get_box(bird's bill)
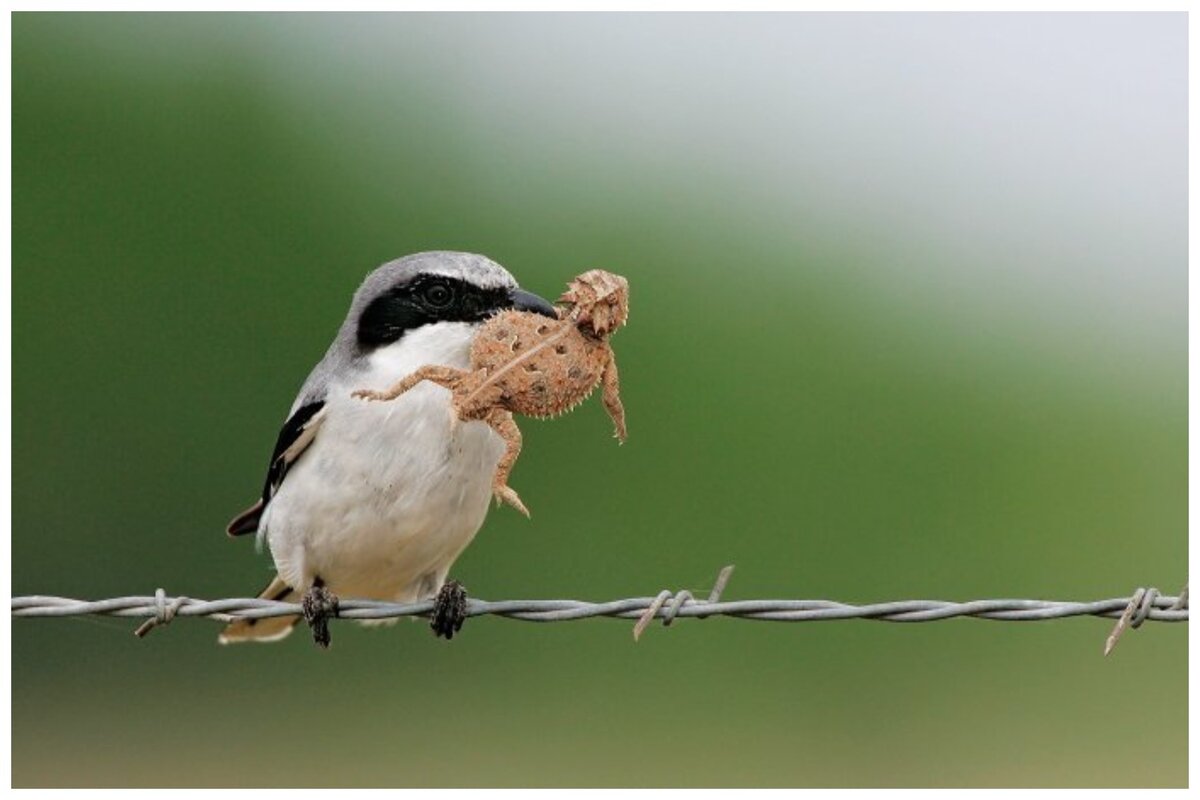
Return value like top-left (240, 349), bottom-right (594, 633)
top-left (509, 288), bottom-right (557, 319)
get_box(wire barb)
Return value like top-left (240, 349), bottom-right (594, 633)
top-left (1104, 584), bottom-right (1186, 656)
top-left (133, 588), bottom-right (188, 638)
top-left (633, 564), bottom-right (736, 640)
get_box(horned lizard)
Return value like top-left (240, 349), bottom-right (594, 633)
top-left (353, 269), bottom-right (629, 516)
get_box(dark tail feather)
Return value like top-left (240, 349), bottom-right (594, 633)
top-left (227, 499), bottom-right (264, 537)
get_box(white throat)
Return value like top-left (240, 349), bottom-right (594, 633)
top-left (359, 320), bottom-right (479, 388)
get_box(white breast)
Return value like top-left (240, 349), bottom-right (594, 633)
top-left (260, 322), bottom-right (505, 601)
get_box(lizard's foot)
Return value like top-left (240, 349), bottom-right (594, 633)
top-left (301, 580), bottom-right (339, 649)
top-left (494, 484), bottom-right (530, 517)
top-left (431, 580), bottom-right (468, 640)
top-left (352, 388), bottom-right (393, 402)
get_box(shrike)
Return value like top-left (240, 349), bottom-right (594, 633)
top-left (221, 251), bottom-right (555, 647)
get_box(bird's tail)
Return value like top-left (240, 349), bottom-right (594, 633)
top-left (218, 575), bottom-right (301, 644)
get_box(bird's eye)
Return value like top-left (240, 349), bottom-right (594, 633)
top-left (423, 283), bottom-right (454, 308)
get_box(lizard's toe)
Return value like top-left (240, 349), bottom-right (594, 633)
top-left (494, 486), bottom-right (530, 517)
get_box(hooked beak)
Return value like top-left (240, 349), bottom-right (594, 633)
top-left (509, 287), bottom-right (557, 319)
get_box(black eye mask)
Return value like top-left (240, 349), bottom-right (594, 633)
top-left (356, 276), bottom-right (512, 351)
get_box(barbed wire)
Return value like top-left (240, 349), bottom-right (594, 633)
top-left (10, 567), bottom-right (1187, 654)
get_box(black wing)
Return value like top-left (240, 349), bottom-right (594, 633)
top-left (226, 400), bottom-right (327, 536)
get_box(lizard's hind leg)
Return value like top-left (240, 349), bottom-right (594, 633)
top-left (601, 353), bottom-right (627, 442)
top-left (485, 407), bottom-right (529, 517)
top-left (352, 364), bottom-right (466, 403)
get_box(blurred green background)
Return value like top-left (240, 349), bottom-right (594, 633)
top-left (12, 13), bottom-right (1186, 788)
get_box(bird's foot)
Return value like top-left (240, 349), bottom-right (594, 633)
top-left (301, 581), bottom-right (339, 649)
top-left (431, 580), bottom-right (468, 640)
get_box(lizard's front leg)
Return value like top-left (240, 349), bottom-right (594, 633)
top-left (601, 352), bottom-right (627, 443)
top-left (352, 364), bottom-right (466, 403)
top-left (484, 406), bottom-right (529, 517)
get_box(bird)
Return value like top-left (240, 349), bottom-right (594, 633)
top-left (220, 251), bottom-right (556, 647)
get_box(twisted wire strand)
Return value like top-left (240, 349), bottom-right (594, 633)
top-left (14, 565), bottom-right (1183, 654)
top-left (12, 592), bottom-right (1189, 624)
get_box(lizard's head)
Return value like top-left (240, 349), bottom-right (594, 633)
top-left (558, 270), bottom-right (629, 338)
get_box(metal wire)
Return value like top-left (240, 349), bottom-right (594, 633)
top-left (10, 567), bottom-right (1187, 655)
top-left (13, 592), bottom-right (1191, 623)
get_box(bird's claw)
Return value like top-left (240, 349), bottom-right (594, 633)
top-left (431, 580), bottom-right (468, 640)
top-left (301, 582), bottom-right (339, 649)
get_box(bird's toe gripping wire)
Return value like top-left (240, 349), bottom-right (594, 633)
top-left (302, 581), bottom-right (340, 649)
top-left (431, 580), bottom-right (469, 640)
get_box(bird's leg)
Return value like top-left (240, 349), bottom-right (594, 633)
top-left (430, 579), bottom-right (468, 640)
top-left (484, 406), bottom-right (529, 517)
top-left (352, 365), bottom-right (466, 403)
top-left (601, 352), bottom-right (627, 443)
top-left (301, 577), bottom-right (339, 649)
